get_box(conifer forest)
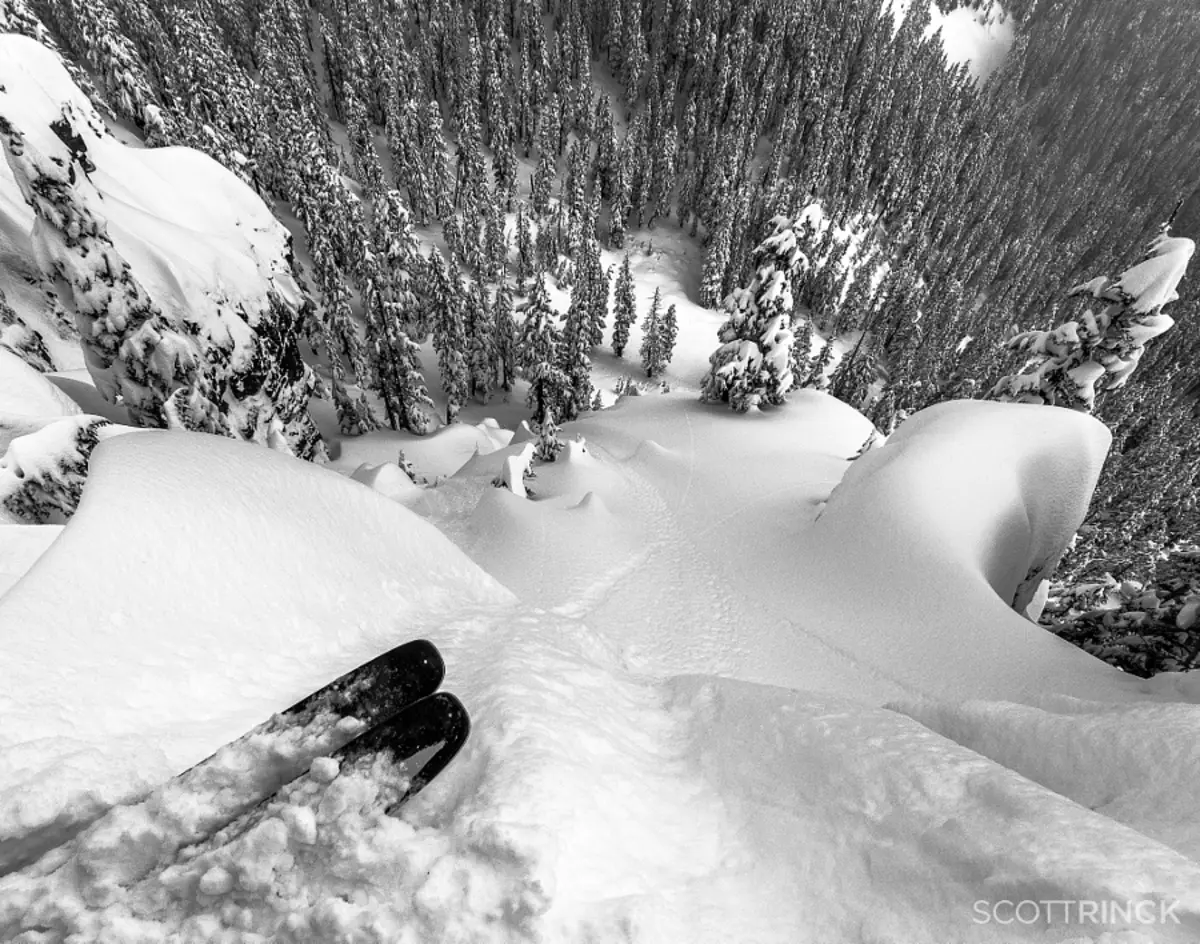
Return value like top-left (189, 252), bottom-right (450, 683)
top-left (3, 0), bottom-right (1200, 667)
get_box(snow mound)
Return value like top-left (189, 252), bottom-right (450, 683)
top-left (0, 430), bottom-right (513, 866)
top-left (792, 398), bottom-right (1137, 702)
top-left (895, 695), bottom-right (1200, 861)
top-left (0, 524), bottom-right (60, 596)
top-left (9, 613), bottom-right (1199, 943)
top-left (349, 461), bottom-right (419, 503)
top-left (0, 347), bottom-right (83, 455)
top-left (0, 349), bottom-right (79, 418)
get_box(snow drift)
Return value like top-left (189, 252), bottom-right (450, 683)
top-left (794, 398), bottom-right (1131, 702)
top-left (0, 430), bottom-right (513, 870)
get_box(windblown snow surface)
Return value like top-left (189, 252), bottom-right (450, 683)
top-left (2, 389), bottom-right (1200, 943)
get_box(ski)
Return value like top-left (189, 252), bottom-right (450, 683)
top-left (18, 640), bottom-right (445, 888)
top-left (171, 690), bottom-right (472, 866)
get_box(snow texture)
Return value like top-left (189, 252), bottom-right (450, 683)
top-left (0, 36), bottom-right (320, 454)
top-left (2, 396), bottom-right (1199, 941)
top-left (0, 430), bottom-right (512, 870)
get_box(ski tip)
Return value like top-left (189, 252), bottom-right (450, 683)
top-left (378, 638), bottom-right (446, 693)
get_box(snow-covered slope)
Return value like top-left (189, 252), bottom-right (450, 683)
top-left (0, 35), bottom-right (302, 371)
top-left (0, 35), bottom-right (321, 457)
top-left (794, 398), bottom-right (1133, 702)
top-left (2, 395), bottom-right (1199, 941)
top-left (0, 430), bottom-right (513, 870)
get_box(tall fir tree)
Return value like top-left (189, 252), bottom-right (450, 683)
top-left (611, 254), bottom-right (637, 357)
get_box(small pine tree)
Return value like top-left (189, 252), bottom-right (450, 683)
top-left (807, 338), bottom-right (836, 390)
top-left (516, 275), bottom-right (569, 419)
top-left (559, 278), bottom-right (594, 420)
top-left (515, 203), bottom-right (535, 293)
top-left (494, 281), bottom-right (517, 391)
top-left (661, 303), bottom-right (679, 370)
top-left (611, 254), bottom-right (637, 357)
top-left (640, 287), bottom-right (668, 377)
top-left (534, 403), bottom-right (564, 462)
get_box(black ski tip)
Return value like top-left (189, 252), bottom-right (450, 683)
top-left (284, 639), bottom-right (446, 719)
top-left (332, 691), bottom-right (471, 812)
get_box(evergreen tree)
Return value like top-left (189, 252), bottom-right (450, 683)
top-left (515, 203), bottom-right (535, 293)
top-left (466, 282), bottom-right (495, 402)
top-left (991, 232), bottom-right (1195, 412)
top-left (559, 277), bottom-right (594, 419)
top-left (427, 249), bottom-right (468, 423)
top-left (516, 275), bottom-right (569, 419)
top-left (494, 281), bottom-right (517, 392)
top-left (639, 287), bottom-right (666, 377)
top-left (700, 215), bottom-right (810, 412)
top-left (588, 262), bottom-right (611, 349)
top-left (611, 254), bottom-right (637, 357)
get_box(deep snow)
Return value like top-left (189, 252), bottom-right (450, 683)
top-left (2, 389), bottom-right (1199, 942)
top-left (1, 17), bottom-right (1197, 942)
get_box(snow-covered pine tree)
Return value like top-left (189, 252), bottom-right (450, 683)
top-left (0, 285), bottom-right (54, 372)
top-left (515, 203), bottom-right (535, 293)
top-left (466, 282), bottom-right (495, 402)
top-left (806, 337), bottom-right (836, 390)
top-left (516, 275), bottom-right (569, 420)
top-left (700, 215), bottom-right (810, 412)
top-left (493, 281), bottom-right (516, 392)
top-left (790, 311), bottom-right (814, 390)
top-left (0, 112), bottom-right (225, 432)
top-left (608, 148), bottom-right (631, 248)
top-left (639, 287), bottom-right (664, 376)
top-left (0, 415), bottom-right (122, 523)
top-left (661, 302), bottom-right (679, 371)
top-left (829, 332), bottom-right (879, 410)
top-left (559, 277), bottom-right (593, 420)
top-left (427, 249), bottom-right (469, 423)
top-left (588, 261), bottom-right (611, 348)
top-left (611, 254), bottom-right (637, 357)
top-left (361, 195), bottom-right (434, 434)
top-left (990, 230), bottom-right (1196, 412)
top-left (700, 210), bottom-right (733, 308)
top-left (533, 403), bottom-right (564, 462)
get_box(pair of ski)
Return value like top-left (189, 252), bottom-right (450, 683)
top-left (17, 640), bottom-right (468, 892)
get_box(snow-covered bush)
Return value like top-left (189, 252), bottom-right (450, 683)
top-left (700, 215), bottom-right (809, 412)
top-left (1044, 545), bottom-right (1200, 677)
top-left (0, 414), bottom-right (135, 523)
top-left (991, 232), bottom-right (1195, 411)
